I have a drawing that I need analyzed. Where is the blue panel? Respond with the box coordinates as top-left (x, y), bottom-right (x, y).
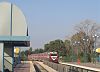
top-left (0, 36), bottom-right (30, 41)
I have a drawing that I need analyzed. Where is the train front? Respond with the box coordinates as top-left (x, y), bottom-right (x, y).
top-left (49, 52), bottom-right (59, 63)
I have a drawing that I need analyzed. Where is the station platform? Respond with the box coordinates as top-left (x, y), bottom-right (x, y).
top-left (14, 61), bottom-right (36, 72)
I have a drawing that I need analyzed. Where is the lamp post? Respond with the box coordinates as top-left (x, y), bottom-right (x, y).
top-left (71, 42), bottom-right (75, 62)
top-left (92, 34), bottom-right (99, 63)
top-left (76, 41), bottom-right (80, 61)
top-left (82, 37), bottom-right (89, 63)
top-left (75, 41), bottom-right (80, 62)
top-left (71, 41), bottom-right (75, 62)
top-left (72, 41), bottom-right (80, 62)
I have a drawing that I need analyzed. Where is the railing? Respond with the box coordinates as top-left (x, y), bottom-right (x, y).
top-left (4, 52), bottom-right (12, 71)
top-left (4, 52), bottom-right (12, 64)
top-left (43, 61), bottom-right (100, 72)
top-left (4, 58), bottom-right (12, 71)
top-left (61, 62), bottom-right (100, 72)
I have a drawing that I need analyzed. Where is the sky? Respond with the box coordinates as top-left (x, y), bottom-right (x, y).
top-left (0, 0), bottom-right (100, 49)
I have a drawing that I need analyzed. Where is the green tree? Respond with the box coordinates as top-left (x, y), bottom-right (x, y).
top-left (64, 40), bottom-right (71, 56)
top-left (32, 48), bottom-right (44, 54)
top-left (28, 47), bottom-right (32, 55)
top-left (44, 44), bottom-right (50, 52)
top-left (24, 50), bottom-right (29, 56)
top-left (44, 39), bottom-right (66, 56)
top-left (20, 51), bottom-right (27, 61)
top-left (38, 48), bottom-right (44, 53)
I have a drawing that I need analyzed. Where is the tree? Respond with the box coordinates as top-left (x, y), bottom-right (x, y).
top-left (24, 50), bottom-right (29, 56)
top-left (75, 19), bottom-right (100, 36)
top-left (44, 39), bottom-right (66, 56)
top-left (74, 19), bottom-right (100, 62)
top-left (71, 31), bottom-right (86, 62)
top-left (32, 48), bottom-right (44, 54)
top-left (20, 51), bottom-right (27, 61)
top-left (29, 47), bottom-right (32, 52)
top-left (64, 40), bottom-right (71, 56)
top-left (44, 44), bottom-right (50, 52)
top-left (38, 48), bottom-right (44, 53)
top-left (28, 47), bottom-right (32, 55)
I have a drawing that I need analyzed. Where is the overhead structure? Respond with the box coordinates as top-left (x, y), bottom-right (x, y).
top-left (0, 2), bottom-right (30, 72)
top-left (0, 2), bottom-right (27, 36)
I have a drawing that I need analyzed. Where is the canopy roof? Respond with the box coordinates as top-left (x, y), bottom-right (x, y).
top-left (0, 2), bottom-right (28, 36)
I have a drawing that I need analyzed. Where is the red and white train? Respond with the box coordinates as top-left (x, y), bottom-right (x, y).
top-left (28, 52), bottom-right (59, 63)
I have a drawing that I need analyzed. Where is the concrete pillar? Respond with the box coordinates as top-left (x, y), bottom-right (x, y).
top-left (0, 43), bottom-right (4, 72)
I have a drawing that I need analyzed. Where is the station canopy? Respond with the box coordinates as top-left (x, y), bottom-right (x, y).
top-left (0, 2), bottom-right (27, 36)
top-left (0, 2), bottom-right (30, 46)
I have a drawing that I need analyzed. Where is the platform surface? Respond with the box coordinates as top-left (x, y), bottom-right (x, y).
top-left (14, 61), bottom-right (35, 72)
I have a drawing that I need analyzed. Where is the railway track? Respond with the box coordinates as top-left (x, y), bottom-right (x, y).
top-left (34, 62), bottom-right (48, 72)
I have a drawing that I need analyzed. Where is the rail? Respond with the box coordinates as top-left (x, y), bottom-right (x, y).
top-left (33, 62), bottom-right (48, 72)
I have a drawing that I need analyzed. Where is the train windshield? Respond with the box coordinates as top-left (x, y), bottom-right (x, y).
top-left (51, 54), bottom-right (57, 56)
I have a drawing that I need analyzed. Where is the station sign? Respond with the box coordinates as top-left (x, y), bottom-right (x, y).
top-left (14, 48), bottom-right (20, 54)
top-left (96, 48), bottom-right (100, 53)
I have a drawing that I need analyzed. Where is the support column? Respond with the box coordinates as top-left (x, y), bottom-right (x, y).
top-left (0, 43), bottom-right (4, 72)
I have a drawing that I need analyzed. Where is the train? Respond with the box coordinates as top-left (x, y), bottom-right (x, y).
top-left (28, 52), bottom-right (59, 63)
